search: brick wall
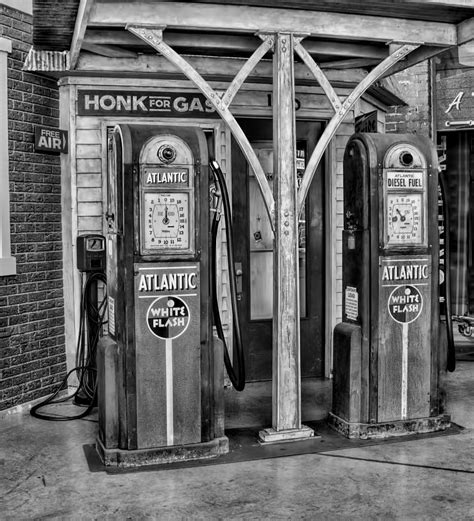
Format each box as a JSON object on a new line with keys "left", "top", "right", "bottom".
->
{"left": 0, "top": 4, "right": 65, "bottom": 410}
{"left": 385, "top": 60, "right": 431, "bottom": 137}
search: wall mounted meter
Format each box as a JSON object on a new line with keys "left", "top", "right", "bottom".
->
{"left": 76, "top": 234, "right": 106, "bottom": 272}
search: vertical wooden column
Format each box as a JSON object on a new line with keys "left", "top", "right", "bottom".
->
{"left": 259, "top": 33, "right": 313, "bottom": 443}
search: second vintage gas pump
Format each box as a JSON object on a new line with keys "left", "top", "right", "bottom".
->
{"left": 97, "top": 124, "right": 227, "bottom": 466}
{"left": 330, "top": 133, "right": 451, "bottom": 438}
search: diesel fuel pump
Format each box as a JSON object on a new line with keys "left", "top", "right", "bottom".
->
{"left": 330, "top": 133, "right": 451, "bottom": 439}
{"left": 97, "top": 125, "right": 228, "bottom": 466}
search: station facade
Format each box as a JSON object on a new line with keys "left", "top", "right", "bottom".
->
{"left": 1, "top": 1, "right": 473, "bottom": 454}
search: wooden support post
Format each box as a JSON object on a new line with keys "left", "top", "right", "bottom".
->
{"left": 259, "top": 33, "right": 314, "bottom": 444}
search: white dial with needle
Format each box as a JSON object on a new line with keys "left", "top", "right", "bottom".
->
{"left": 386, "top": 193, "right": 423, "bottom": 245}
{"left": 143, "top": 192, "right": 189, "bottom": 250}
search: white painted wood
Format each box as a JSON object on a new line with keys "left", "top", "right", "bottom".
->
{"left": 59, "top": 83, "right": 79, "bottom": 380}
{"left": 381, "top": 46, "right": 450, "bottom": 78}
{"left": 70, "top": 0, "right": 96, "bottom": 69}
{"left": 294, "top": 39, "right": 342, "bottom": 111}
{"left": 77, "top": 187, "right": 102, "bottom": 202}
{"left": 75, "top": 53, "right": 369, "bottom": 86}
{"left": 271, "top": 33, "right": 304, "bottom": 434}
{"left": 77, "top": 173, "right": 102, "bottom": 187}
{"left": 76, "top": 158, "right": 101, "bottom": 172}
{"left": 221, "top": 34, "right": 274, "bottom": 109}
{"left": 86, "top": 29, "right": 389, "bottom": 60}
{"left": 89, "top": 2, "right": 458, "bottom": 46}
{"left": 82, "top": 41, "right": 138, "bottom": 59}
{"left": 458, "top": 17, "right": 474, "bottom": 45}
{"left": 76, "top": 129, "right": 102, "bottom": 144}
{"left": 76, "top": 144, "right": 101, "bottom": 158}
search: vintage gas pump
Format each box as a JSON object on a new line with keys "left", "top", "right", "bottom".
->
{"left": 97, "top": 124, "right": 227, "bottom": 466}
{"left": 330, "top": 133, "right": 451, "bottom": 438}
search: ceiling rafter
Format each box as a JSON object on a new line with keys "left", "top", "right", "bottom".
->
{"left": 83, "top": 29, "right": 389, "bottom": 61}
{"left": 88, "top": 2, "right": 458, "bottom": 47}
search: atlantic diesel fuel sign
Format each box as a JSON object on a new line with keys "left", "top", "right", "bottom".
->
{"left": 77, "top": 90, "right": 217, "bottom": 117}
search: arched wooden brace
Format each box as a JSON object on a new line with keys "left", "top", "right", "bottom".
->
{"left": 295, "top": 40, "right": 420, "bottom": 215}
{"left": 127, "top": 25, "right": 276, "bottom": 230}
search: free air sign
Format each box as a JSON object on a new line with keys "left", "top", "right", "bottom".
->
{"left": 34, "top": 126, "right": 68, "bottom": 154}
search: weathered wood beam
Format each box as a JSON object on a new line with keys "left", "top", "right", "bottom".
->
{"left": 85, "top": 29, "right": 389, "bottom": 60}
{"left": 259, "top": 33, "right": 313, "bottom": 444}
{"left": 70, "top": 0, "right": 95, "bottom": 69}
{"left": 221, "top": 34, "right": 275, "bottom": 108}
{"left": 397, "top": 0, "right": 474, "bottom": 6}
{"left": 89, "top": 2, "right": 457, "bottom": 46}
{"left": 82, "top": 42, "right": 138, "bottom": 59}
{"left": 297, "top": 44, "right": 420, "bottom": 214}
{"left": 126, "top": 25, "right": 275, "bottom": 227}
{"left": 294, "top": 39, "right": 342, "bottom": 112}
{"left": 321, "top": 58, "right": 381, "bottom": 69}
{"left": 76, "top": 52, "right": 369, "bottom": 86}
{"left": 273, "top": 32, "right": 300, "bottom": 433}
{"left": 381, "top": 45, "right": 453, "bottom": 78}
{"left": 458, "top": 17, "right": 474, "bottom": 45}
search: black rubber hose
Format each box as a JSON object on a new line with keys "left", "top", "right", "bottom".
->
{"left": 210, "top": 160, "right": 245, "bottom": 391}
{"left": 439, "top": 171, "right": 455, "bottom": 372}
{"left": 30, "top": 271, "right": 107, "bottom": 420}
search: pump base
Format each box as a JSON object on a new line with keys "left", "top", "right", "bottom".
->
{"left": 96, "top": 436, "right": 229, "bottom": 468}
{"left": 258, "top": 425, "right": 316, "bottom": 444}
{"left": 328, "top": 412, "right": 451, "bottom": 440}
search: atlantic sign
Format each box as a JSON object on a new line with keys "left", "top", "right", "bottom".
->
{"left": 77, "top": 90, "right": 217, "bottom": 117}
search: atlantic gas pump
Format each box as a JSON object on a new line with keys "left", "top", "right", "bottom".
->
{"left": 330, "top": 133, "right": 451, "bottom": 438}
{"left": 97, "top": 124, "right": 228, "bottom": 466}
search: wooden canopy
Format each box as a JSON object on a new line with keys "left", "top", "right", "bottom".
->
{"left": 29, "top": 1, "right": 474, "bottom": 77}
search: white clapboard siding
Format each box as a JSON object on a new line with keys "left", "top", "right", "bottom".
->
{"left": 75, "top": 117, "right": 103, "bottom": 237}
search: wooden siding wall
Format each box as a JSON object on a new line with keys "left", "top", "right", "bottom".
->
{"left": 60, "top": 78, "right": 374, "bottom": 378}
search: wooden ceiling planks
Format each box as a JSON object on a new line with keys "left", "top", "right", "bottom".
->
{"left": 32, "top": 0, "right": 474, "bottom": 50}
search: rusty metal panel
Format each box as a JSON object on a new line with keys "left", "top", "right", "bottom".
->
{"left": 134, "top": 261, "right": 201, "bottom": 449}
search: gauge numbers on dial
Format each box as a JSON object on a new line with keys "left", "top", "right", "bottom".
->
{"left": 386, "top": 193, "right": 423, "bottom": 246}
{"left": 143, "top": 192, "right": 189, "bottom": 250}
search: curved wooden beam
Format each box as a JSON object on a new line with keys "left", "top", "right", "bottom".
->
{"left": 294, "top": 38, "right": 342, "bottom": 111}
{"left": 221, "top": 33, "right": 275, "bottom": 109}
{"left": 297, "top": 43, "right": 419, "bottom": 214}
{"left": 127, "top": 24, "right": 275, "bottom": 229}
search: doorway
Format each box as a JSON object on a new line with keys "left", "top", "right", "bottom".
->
{"left": 231, "top": 118, "right": 325, "bottom": 382}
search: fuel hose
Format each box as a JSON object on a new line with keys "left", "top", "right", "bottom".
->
{"left": 439, "top": 171, "right": 455, "bottom": 372}
{"left": 210, "top": 160, "right": 246, "bottom": 391}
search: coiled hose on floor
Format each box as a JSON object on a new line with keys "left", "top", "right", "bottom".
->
{"left": 210, "top": 160, "right": 245, "bottom": 391}
{"left": 30, "top": 271, "right": 107, "bottom": 420}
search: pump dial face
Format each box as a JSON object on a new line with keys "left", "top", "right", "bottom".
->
{"left": 386, "top": 193, "right": 423, "bottom": 245}
{"left": 143, "top": 192, "right": 189, "bottom": 250}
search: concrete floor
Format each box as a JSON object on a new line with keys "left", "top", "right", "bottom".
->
{"left": 1, "top": 360, "right": 474, "bottom": 520}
